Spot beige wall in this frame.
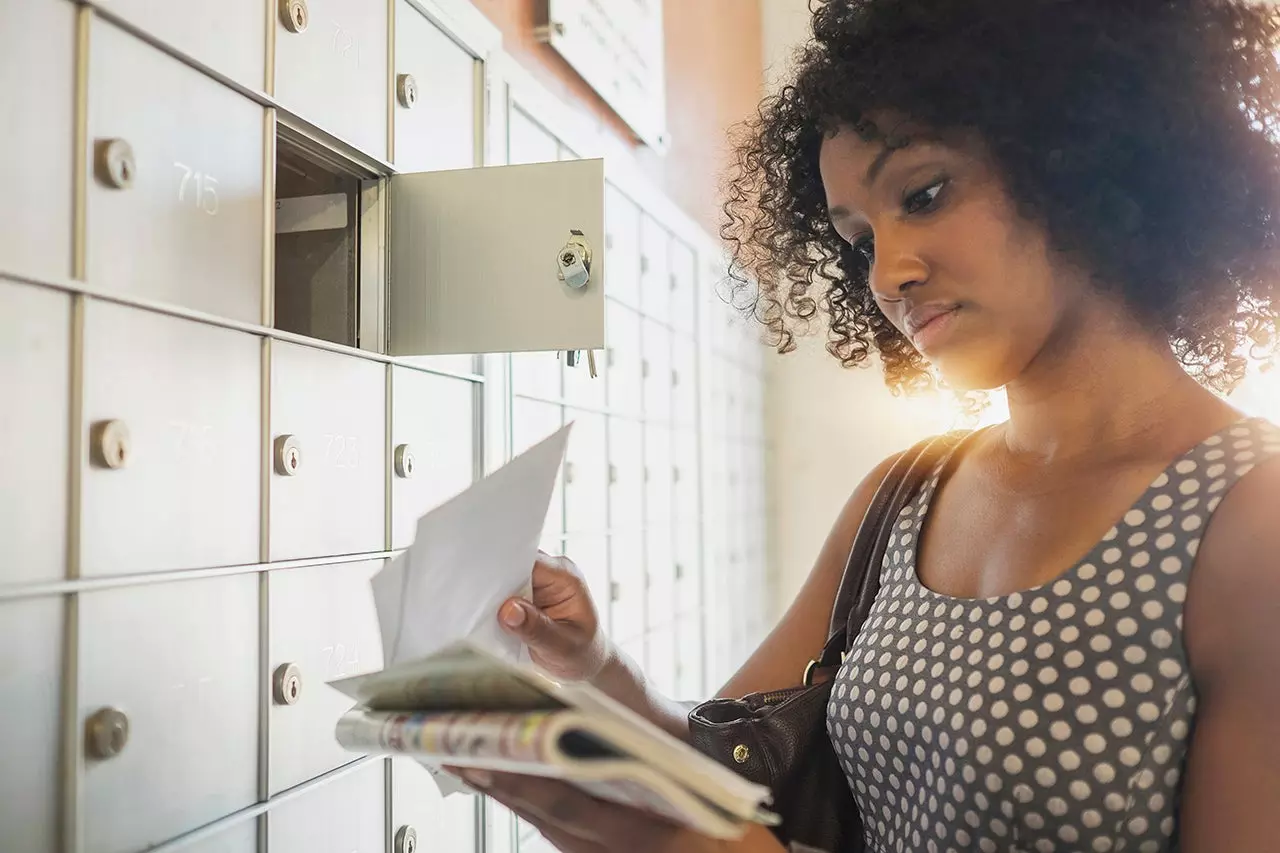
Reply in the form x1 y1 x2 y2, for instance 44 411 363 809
472 0 765 235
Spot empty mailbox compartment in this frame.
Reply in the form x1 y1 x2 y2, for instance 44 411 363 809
274 131 367 348
388 159 606 356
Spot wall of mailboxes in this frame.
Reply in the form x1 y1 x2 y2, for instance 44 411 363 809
0 1 770 852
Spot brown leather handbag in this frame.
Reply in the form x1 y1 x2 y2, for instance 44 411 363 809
687 432 968 853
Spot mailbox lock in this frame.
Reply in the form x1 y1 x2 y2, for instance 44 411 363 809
397 74 419 109
91 419 132 469
274 435 302 476
273 663 302 705
85 707 130 760
94 139 136 190
556 230 592 290
280 0 309 33
394 444 416 479
395 825 418 853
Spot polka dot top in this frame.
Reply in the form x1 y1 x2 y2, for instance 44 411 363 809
825 416 1280 853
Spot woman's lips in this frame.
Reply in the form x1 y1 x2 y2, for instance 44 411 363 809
905 304 962 351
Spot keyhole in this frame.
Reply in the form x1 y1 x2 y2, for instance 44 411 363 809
561 252 576 266
405 458 413 474
110 725 126 752
287 678 299 700
289 451 298 470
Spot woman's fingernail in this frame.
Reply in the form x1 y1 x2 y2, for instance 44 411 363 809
500 601 526 628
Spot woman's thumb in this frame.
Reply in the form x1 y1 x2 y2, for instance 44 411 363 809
498 599 572 654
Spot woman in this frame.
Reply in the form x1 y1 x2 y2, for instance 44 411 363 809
457 1 1280 850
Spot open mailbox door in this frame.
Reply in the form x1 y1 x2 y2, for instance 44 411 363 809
389 159 606 356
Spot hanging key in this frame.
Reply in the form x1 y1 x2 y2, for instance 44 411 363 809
587 350 598 378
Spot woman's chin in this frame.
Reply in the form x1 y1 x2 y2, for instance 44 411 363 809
930 351 1020 394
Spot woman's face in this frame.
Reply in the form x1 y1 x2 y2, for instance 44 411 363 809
818 121 1091 391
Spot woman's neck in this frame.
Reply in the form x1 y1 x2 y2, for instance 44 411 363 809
998 299 1235 464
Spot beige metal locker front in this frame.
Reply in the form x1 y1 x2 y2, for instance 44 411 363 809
267 560 385 796
393 0 478 172
0 1 75 281
98 0 267 89
0 279 71 588
79 575 260 853
273 0 389 158
79 301 262 577
267 761 386 852
269 342 387 562
391 758 479 852
390 367 477 550
0 598 62 853
86 18 266 324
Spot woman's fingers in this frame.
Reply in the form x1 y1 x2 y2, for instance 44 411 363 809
458 769 674 849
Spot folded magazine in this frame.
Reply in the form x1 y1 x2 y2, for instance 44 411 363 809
328 642 779 840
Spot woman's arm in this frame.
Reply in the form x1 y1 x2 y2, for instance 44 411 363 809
1176 460 1280 850
502 453 902 741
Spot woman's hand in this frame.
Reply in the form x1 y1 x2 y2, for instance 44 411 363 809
454 768 782 853
498 552 611 682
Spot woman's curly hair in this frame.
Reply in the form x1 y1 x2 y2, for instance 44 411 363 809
722 0 1280 395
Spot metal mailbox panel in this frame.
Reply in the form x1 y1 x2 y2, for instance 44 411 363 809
673 428 699 526
103 0 266 89
273 0 388 159
513 398 564 550
563 350 606 411
606 418 643 531
639 215 670 324
511 350 563 402
674 615 705 700
0 280 69 588
669 237 698 336
180 819 259 853
389 160 606 356
268 760 386 853
562 408 607 534
391 758 478 853
605 301 642 418
87 19 265 323
390 368 476 550
643 425 672 531
270 342 386 561
80 575 259 853
608 531 644 644
561 533 610 634
393 0 476 172
671 337 697 428
268 560 384 795
604 185 640 309
0 0 74 279
646 525 675 631
674 524 702 617
641 319 671 424
508 106 559 165
0 598 62 853
81 301 261 577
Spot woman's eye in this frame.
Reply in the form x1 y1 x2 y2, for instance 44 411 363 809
903 178 947 215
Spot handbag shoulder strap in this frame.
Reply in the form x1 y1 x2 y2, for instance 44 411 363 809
807 430 971 680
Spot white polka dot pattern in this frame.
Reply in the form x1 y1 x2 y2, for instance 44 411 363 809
826 418 1280 853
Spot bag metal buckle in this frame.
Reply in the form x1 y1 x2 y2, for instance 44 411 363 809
802 650 848 688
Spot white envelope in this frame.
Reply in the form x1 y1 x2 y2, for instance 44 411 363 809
359 422 573 794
